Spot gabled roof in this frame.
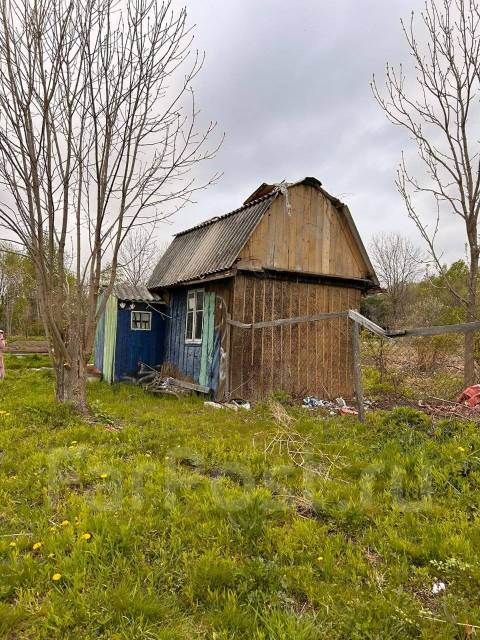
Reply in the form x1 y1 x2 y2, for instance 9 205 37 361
148 177 378 289
148 192 277 288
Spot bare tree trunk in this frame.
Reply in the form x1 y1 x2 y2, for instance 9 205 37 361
62 359 88 414
465 238 479 385
372 0 480 383
0 0 220 414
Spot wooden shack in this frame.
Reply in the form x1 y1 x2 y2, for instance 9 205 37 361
146 177 379 400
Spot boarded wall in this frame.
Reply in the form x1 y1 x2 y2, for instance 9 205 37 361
237 183 368 279
163 281 231 393
228 273 361 400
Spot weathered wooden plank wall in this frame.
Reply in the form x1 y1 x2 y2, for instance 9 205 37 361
237 183 367 279
102 295 118 384
164 282 232 392
164 289 202 382
229 273 361 400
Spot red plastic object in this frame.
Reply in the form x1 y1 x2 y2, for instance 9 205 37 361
457 385 480 407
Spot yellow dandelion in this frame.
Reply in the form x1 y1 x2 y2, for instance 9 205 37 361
99 473 108 479
317 556 323 562
9 541 16 548
32 542 43 550
61 520 70 527
81 532 92 541
458 446 466 452
52 573 62 582
70 441 78 445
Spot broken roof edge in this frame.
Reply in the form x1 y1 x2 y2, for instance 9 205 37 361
174 190 279 238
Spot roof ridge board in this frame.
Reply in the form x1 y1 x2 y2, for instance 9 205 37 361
174 190 278 237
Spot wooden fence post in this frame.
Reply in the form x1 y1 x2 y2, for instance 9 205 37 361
352 319 365 422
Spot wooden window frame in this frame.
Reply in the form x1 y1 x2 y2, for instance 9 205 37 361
131 310 152 331
185 289 204 344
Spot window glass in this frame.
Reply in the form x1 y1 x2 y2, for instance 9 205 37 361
185 289 204 342
131 310 151 331
195 310 203 340
186 311 194 340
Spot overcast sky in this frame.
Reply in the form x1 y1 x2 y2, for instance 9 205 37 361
159 0 465 265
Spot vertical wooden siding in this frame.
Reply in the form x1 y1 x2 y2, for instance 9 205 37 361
229 274 361 400
164 289 202 382
199 292 215 387
114 305 165 380
93 297 106 373
237 184 367 279
164 282 233 393
102 295 118 384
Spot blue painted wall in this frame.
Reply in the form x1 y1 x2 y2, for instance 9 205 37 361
163 288 222 392
164 289 202 382
114 303 166 380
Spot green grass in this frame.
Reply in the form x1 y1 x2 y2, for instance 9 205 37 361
1 362 480 638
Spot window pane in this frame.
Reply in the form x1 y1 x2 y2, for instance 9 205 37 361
195 310 203 340
187 292 195 311
186 311 193 340
195 290 204 310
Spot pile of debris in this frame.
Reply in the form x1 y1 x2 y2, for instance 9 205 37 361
122 363 209 398
418 385 480 423
302 396 373 416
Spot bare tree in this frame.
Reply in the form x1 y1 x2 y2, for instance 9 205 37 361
117 228 165 286
372 0 480 384
0 0 220 412
370 232 424 326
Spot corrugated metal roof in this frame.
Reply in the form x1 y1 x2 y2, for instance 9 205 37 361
114 283 165 302
148 192 277 288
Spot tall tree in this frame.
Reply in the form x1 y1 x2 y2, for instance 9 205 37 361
117 228 164 286
372 0 480 384
370 232 424 327
0 0 220 412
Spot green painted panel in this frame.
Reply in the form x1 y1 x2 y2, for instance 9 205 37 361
199 292 215 387
102 295 118 384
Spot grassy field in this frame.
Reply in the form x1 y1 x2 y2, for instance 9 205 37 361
1 356 480 639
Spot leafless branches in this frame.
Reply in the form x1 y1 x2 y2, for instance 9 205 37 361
117 228 165 286
372 0 480 383
370 232 424 326
0 0 221 410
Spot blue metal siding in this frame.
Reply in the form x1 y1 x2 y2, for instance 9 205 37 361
164 289 202 382
114 304 165 380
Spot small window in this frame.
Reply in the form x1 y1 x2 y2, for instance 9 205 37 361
131 311 152 331
185 289 204 343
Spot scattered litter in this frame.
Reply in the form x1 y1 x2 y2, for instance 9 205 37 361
204 400 251 411
419 396 480 423
339 406 358 416
204 401 224 410
303 396 335 409
432 581 446 595
302 396 364 416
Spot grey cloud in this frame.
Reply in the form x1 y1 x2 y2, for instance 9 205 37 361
160 0 463 264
